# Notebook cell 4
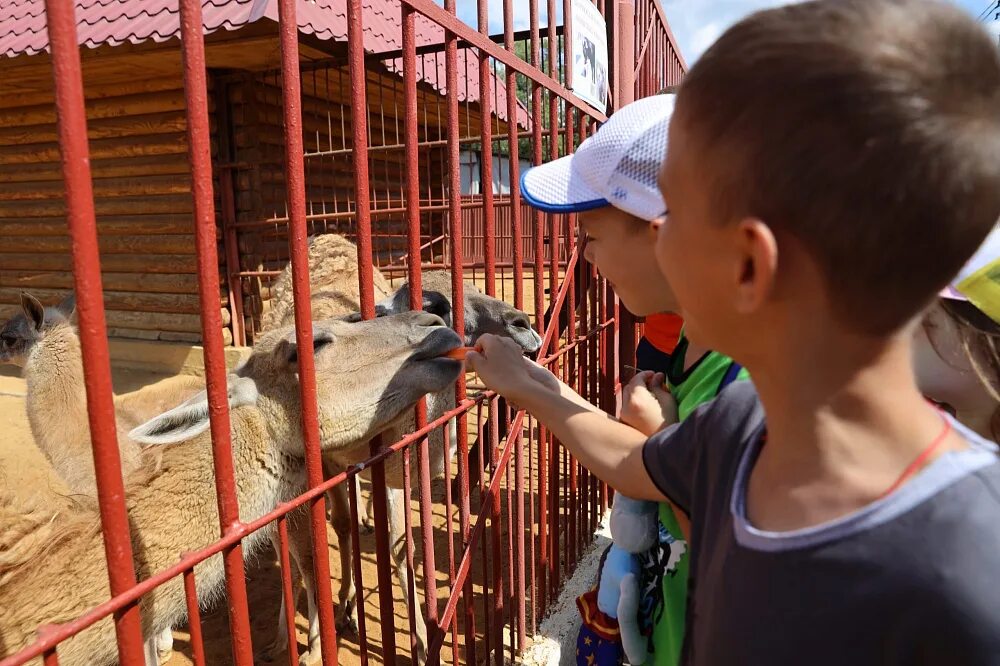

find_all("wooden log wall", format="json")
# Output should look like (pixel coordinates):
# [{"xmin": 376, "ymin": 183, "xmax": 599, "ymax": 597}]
[
  {"xmin": 228, "ymin": 60, "xmax": 488, "ymax": 342},
  {"xmin": 0, "ymin": 75, "xmax": 231, "ymax": 345}
]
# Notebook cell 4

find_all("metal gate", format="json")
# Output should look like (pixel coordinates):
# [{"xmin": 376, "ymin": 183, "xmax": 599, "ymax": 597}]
[{"xmin": 0, "ymin": 0, "xmax": 684, "ymax": 664}]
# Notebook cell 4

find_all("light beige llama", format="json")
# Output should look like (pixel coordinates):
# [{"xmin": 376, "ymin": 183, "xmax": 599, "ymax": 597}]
[
  {"xmin": 0, "ymin": 311, "xmax": 464, "ymax": 666},
  {"xmin": 0, "ymin": 293, "xmax": 214, "ymax": 664},
  {"xmin": 0, "ymin": 292, "xmax": 207, "ymax": 496}
]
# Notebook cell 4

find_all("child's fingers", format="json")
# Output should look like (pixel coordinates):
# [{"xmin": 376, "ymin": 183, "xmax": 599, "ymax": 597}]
[
  {"xmin": 465, "ymin": 350, "xmax": 485, "ymax": 371},
  {"xmin": 625, "ymin": 370, "xmax": 654, "ymax": 391}
]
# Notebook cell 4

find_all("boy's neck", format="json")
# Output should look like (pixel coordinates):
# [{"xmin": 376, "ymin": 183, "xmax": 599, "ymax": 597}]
[
  {"xmin": 684, "ymin": 339, "xmax": 709, "ymax": 372},
  {"xmin": 746, "ymin": 326, "xmax": 965, "ymax": 531}
]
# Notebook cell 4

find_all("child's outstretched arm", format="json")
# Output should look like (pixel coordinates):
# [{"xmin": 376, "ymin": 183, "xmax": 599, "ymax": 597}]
[{"xmin": 467, "ymin": 334, "xmax": 667, "ymax": 500}]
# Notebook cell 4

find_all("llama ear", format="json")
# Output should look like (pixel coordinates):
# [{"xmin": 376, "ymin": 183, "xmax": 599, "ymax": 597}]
[
  {"xmin": 275, "ymin": 328, "xmax": 335, "ymax": 372},
  {"xmin": 421, "ymin": 291, "xmax": 452, "ymax": 321},
  {"xmin": 129, "ymin": 376, "xmax": 259, "ymax": 445},
  {"xmin": 129, "ymin": 397, "xmax": 213, "ymax": 445},
  {"xmin": 57, "ymin": 293, "xmax": 76, "ymax": 319},
  {"xmin": 20, "ymin": 292, "xmax": 45, "ymax": 332}
]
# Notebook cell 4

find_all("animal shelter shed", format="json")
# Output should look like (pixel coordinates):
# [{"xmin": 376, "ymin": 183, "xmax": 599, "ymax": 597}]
[{"xmin": 0, "ymin": 0, "xmax": 536, "ymax": 347}]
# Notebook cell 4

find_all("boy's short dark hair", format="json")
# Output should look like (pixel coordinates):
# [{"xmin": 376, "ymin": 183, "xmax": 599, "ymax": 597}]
[{"xmin": 675, "ymin": 0, "xmax": 1000, "ymax": 335}]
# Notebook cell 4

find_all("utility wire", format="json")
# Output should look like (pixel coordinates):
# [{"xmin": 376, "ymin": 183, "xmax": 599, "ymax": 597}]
[{"xmin": 977, "ymin": 0, "xmax": 1000, "ymax": 23}]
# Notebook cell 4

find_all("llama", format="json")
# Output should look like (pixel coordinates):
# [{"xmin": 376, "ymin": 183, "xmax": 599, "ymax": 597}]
[
  {"xmin": 0, "ymin": 311, "xmax": 464, "ymax": 666},
  {"xmin": 0, "ymin": 292, "xmax": 245, "ymax": 663},
  {"xmin": 0, "ymin": 292, "xmax": 207, "ymax": 497}
]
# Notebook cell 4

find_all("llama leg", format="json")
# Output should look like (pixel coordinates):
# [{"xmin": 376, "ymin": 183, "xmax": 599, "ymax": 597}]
[
  {"xmin": 358, "ymin": 475, "xmax": 375, "ymax": 534},
  {"xmin": 387, "ymin": 486, "xmax": 428, "ymax": 665},
  {"xmin": 299, "ymin": 556, "xmax": 322, "ymax": 666},
  {"xmin": 260, "ymin": 531, "xmax": 303, "ymax": 662},
  {"xmin": 143, "ymin": 635, "xmax": 158, "ymax": 666},
  {"xmin": 155, "ymin": 626, "xmax": 173, "ymax": 664},
  {"xmin": 286, "ymin": 515, "xmax": 322, "ymax": 666},
  {"xmin": 329, "ymin": 482, "xmax": 358, "ymax": 634}
]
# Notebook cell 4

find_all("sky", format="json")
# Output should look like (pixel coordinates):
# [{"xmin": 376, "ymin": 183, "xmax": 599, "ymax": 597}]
[
  {"xmin": 433, "ymin": 0, "xmax": 998, "ymax": 66},
  {"xmin": 661, "ymin": 0, "xmax": 999, "ymax": 63}
]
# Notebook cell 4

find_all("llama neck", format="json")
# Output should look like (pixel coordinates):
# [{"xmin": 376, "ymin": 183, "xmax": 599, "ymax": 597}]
[{"xmin": 23, "ymin": 325, "xmax": 96, "ymax": 493}]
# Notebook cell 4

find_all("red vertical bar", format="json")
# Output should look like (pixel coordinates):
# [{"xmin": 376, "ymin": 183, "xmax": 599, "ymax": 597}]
[
  {"xmin": 177, "ymin": 5, "xmax": 257, "ymax": 661},
  {"xmin": 506, "ymin": 7, "xmax": 524, "ymax": 312},
  {"xmin": 401, "ymin": 449, "xmax": 420, "ymax": 656},
  {"xmin": 182, "ymin": 562, "xmax": 208, "ymax": 666},
  {"xmin": 444, "ymin": 1, "xmax": 476, "ymax": 663},
  {"xmin": 477, "ymin": 0, "xmax": 496, "ymax": 296},
  {"xmin": 546, "ymin": 8, "xmax": 562, "ymax": 600},
  {"xmin": 528, "ymin": 0, "xmax": 548, "ymax": 617},
  {"xmin": 547, "ymin": 0, "xmax": 559, "ymax": 303},
  {"xmin": 276, "ymin": 1, "xmax": 340, "ymax": 663},
  {"xmin": 44, "ymin": 1, "xmax": 146, "ymax": 662},
  {"xmin": 617, "ymin": 0, "xmax": 638, "ymax": 373},
  {"xmin": 276, "ymin": 518, "xmax": 300, "ymax": 666},
  {"xmin": 347, "ymin": 476, "xmax": 371, "ymax": 666},
  {"xmin": 402, "ymin": 5, "xmax": 440, "ymax": 649}
]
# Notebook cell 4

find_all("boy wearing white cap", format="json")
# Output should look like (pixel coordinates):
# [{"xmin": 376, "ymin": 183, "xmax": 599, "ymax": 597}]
[
  {"xmin": 519, "ymin": 93, "xmax": 745, "ymax": 665},
  {"xmin": 471, "ymin": 0, "xmax": 1000, "ymax": 663}
]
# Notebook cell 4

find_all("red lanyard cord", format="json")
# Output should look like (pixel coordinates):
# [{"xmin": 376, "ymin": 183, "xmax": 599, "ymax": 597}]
[{"xmin": 876, "ymin": 415, "xmax": 953, "ymax": 500}]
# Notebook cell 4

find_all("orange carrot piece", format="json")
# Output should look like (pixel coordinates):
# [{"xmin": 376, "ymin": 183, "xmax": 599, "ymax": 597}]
[{"xmin": 441, "ymin": 346, "xmax": 481, "ymax": 360}]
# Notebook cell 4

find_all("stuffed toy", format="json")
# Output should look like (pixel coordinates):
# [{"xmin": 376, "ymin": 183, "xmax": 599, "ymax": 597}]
[{"xmin": 577, "ymin": 494, "xmax": 659, "ymax": 665}]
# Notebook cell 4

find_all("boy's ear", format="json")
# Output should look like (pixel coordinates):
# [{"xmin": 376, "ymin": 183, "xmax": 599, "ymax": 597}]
[{"xmin": 734, "ymin": 218, "xmax": 778, "ymax": 314}]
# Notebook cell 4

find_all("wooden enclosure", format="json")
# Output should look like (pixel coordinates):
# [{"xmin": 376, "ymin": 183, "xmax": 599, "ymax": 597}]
[{"xmin": 0, "ymin": 17, "xmax": 519, "ymax": 346}]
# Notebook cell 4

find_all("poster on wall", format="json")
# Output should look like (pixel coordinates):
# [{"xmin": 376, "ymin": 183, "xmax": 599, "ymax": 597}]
[{"xmin": 570, "ymin": 0, "xmax": 609, "ymax": 111}]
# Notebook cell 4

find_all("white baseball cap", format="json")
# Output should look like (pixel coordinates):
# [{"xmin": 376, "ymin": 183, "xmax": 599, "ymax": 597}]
[
  {"xmin": 519, "ymin": 95, "xmax": 675, "ymax": 222},
  {"xmin": 940, "ymin": 225, "xmax": 1000, "ymax": 325}
]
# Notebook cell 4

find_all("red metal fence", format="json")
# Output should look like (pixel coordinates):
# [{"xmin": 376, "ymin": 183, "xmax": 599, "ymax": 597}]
[{"xmin": 0, "ymin": 1, "xmax": 683, "ymax": 664}]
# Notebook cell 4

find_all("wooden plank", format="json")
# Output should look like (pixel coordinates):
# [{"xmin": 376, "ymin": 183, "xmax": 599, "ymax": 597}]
[
  {"xmin": 0, "ymin": 234, "xmax": 199, "ymax": 255},
  {"xmin": 0, "ymin": 214, "xmax": 198, "ymax": 237},
  {"xmin": 0, "ymin": 88, "xmax": 188, "ymax": 128},
  {"xmin": 0, "ymin": 287, "xmax": 221, "ymax": 314},
  {"xmin": 0, "ymin": 110, "xmax": 198, "ymax": 147},
  {"xmin": 0, "ymin": 194, "xmax": 193, "ymax": 218},
  {"xmin": 0, "ymin": 69, "xmax": 186, "ymax": 111},
  {"xmin": 0, "ymin": 271, "xmax": 209, "ymax": 294},
  {"xmin": 0, "ymin": 174, "xmax": 192, "ymax": 202},
  {"xmin": 0, "ymin": 154, "xmax": 192, "ymax": 184},
  {"xmin": 0, "ymin": 304, "xmax": 224, "ymax": 333},
  {"xmin": 0, "ymin": 252, "xmax": 198, "ymax": 274},
  {"xmin": 0, "ymin": 132, "xmax": 190, "ymax": 165}
]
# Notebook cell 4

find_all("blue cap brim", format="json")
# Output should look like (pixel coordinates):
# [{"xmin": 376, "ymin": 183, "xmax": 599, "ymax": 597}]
[{"xmin": 519, "ymin": 162, "xmax": 608, "ymax": 214}]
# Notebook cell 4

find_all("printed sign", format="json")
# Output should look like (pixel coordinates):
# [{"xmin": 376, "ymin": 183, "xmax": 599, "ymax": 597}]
[{"xmin": 570, "ymin": 0, "xmax": 609, "ymax": 111}]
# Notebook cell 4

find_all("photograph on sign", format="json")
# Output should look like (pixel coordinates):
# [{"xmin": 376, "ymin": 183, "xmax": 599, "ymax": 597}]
[{"xmin": 570, "ymin": 0, "xmax": 609, "ymax": 111}]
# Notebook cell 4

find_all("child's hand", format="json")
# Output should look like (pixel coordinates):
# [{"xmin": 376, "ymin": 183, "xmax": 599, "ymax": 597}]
[
  {"xmin": 621, "ymin": 371, "xmax": 677, "ymax": 437},
  {"xmin": 466, "ymin": 334, "xmax": 561, "ymax": 403}
]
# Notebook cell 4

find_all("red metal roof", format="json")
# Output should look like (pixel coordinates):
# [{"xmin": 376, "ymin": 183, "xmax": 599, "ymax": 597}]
[{"xmin": 0, "ymin": 0, "xmax": 529, "ymax": 125}]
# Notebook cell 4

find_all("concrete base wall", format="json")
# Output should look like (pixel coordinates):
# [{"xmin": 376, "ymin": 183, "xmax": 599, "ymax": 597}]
[
  {"xmin": 108, "ymin": 339, "xmax": 248, "ymax": 376},
  {"xmin": 519, "ymin": 512, "xmax": 611, "ymax": 666}
]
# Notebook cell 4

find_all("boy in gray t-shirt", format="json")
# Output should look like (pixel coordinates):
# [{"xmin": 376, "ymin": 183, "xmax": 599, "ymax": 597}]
[{"xmin": 469, "ymin": 1, "xmax": 1000, "ymax": 663}]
